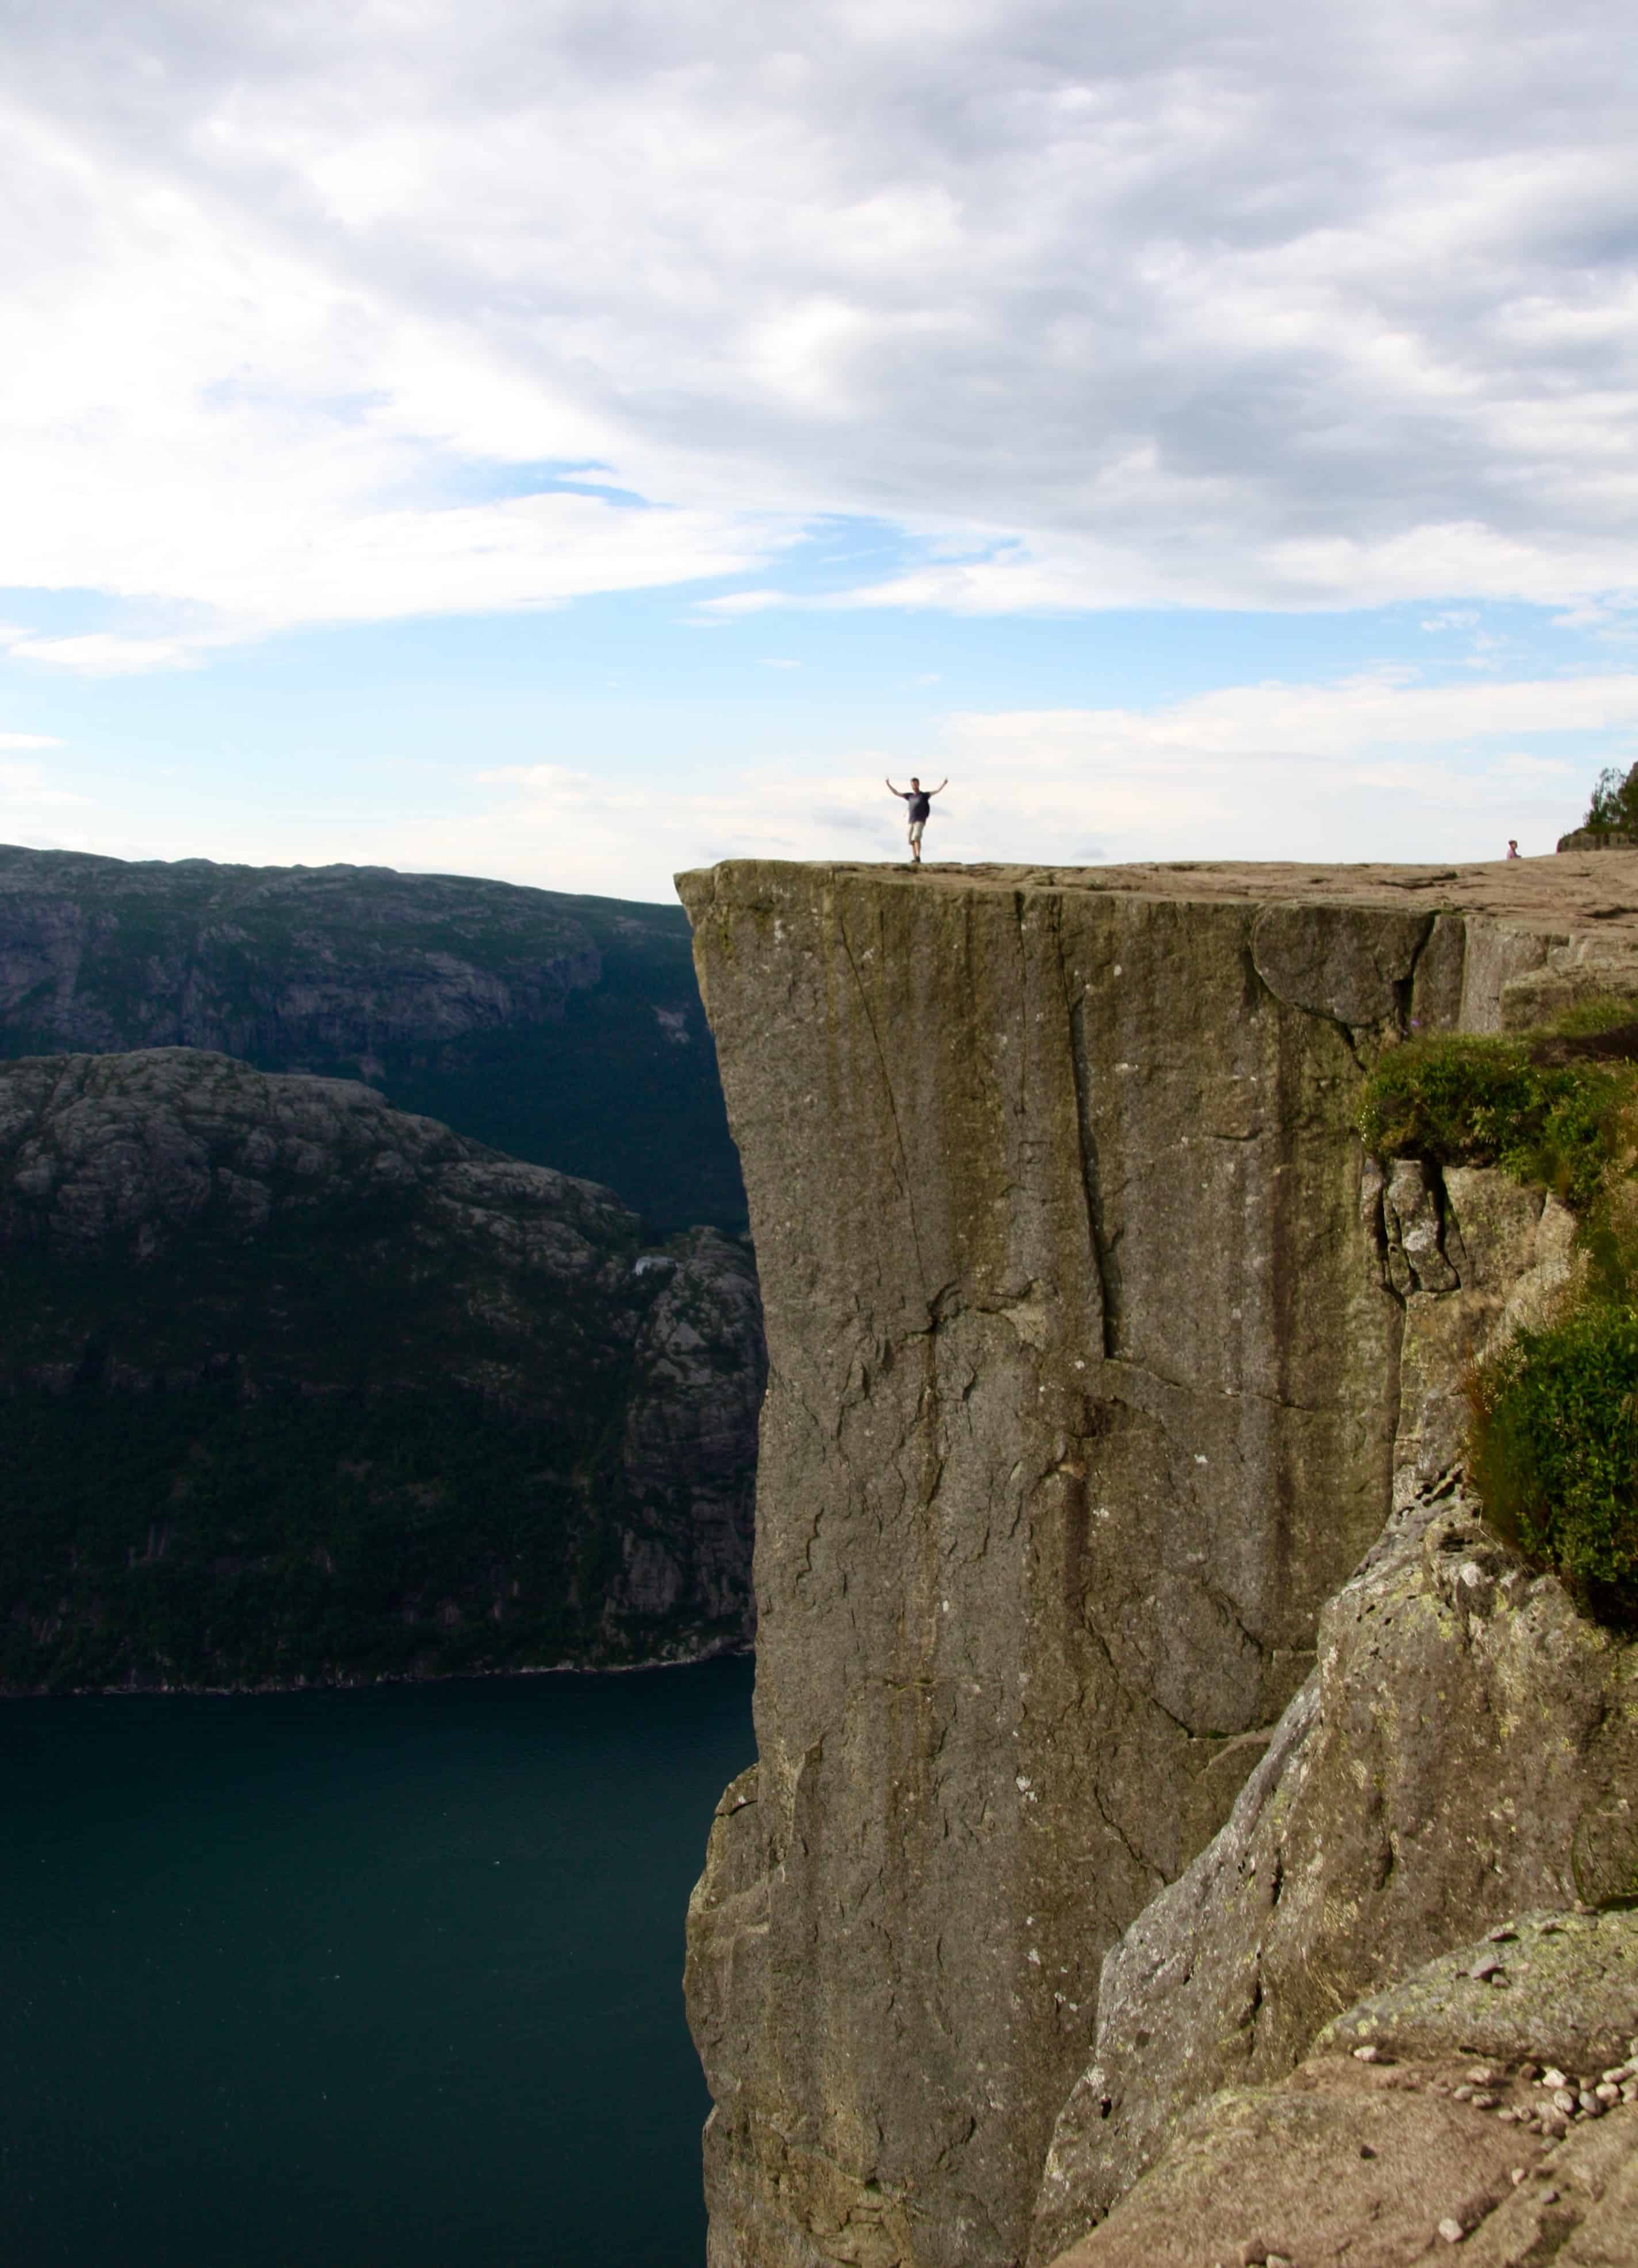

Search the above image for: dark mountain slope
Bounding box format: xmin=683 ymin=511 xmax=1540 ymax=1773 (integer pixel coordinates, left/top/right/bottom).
xmin=0 ymin=846 xmax=744 ymax=1232
xmin=0 ymin=1049 xmax=763 ymax=1691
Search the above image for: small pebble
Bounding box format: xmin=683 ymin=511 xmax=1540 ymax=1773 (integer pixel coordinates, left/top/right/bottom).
xmin=1553 ymin=2090 xmax=1576 ymax=2116
xmin=1510 ymin=2167 xmax=1527 ymax=2186
xmin=1621 ymin=2081 xmax=1638 ymax=2104
xmin=1453 ymin=2085 xmax=1474 ymax=2102
xmin=1471 ymin=2093 xmax=1498 ymax=2110
xmin=1466 ymin=2067 xmax=1495 ymax=2085
xmin=1542 ymin=2069 xmax=1569 ymax=2091
xmin=1603 ymin=2064 xmax=1634 ymax=2085
xmin=1469 ymin=1955 xmax=1505 ymax=1981
xmin=1579 ymin=2091 xmax=1602 ymax=2118
xmin=1486 ymin=1926 xmax=1517 ymax=1943
xmin=1235 ymin=2243 xmax=1269 ymax=2267
xmin=1353 ymin=2044 xmax=1380 ymax=2063
xmin=1540 ymin=2189 xmax=1559 ymax=2204
xmin=1595 ymin=2082 xmax=1620 ymax=2104
xmin=1519 ymin=2063 xmax=1540 ymax=2082
xmin=1438 ymin=2217 xmax=1466 ymax=2244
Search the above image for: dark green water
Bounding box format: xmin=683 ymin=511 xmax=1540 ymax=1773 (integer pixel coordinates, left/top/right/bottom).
xmin=0 ymin=1657 xmax=755 ymax=2268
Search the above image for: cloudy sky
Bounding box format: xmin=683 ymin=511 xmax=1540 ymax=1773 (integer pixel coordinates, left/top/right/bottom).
xmin=2 ymin=0 xmax=1636 ymax=897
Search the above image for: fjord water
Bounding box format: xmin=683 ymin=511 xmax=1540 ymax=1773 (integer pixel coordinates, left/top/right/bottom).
xmin=0 ymin=1657 xmax=755 ymax=2268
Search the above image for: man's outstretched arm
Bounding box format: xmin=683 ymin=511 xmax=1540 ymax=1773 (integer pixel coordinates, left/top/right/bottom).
xmin=885 ymin=778 xmax=906 ymax=798
xmin=927 ymin=778 xmax=950 ymax=795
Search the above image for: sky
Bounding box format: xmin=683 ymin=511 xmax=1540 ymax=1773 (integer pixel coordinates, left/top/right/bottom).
xmin=2 ymin=0 xmax=1636 ymax=901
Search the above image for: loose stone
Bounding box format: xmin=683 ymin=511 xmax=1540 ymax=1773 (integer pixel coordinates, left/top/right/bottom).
xmin=1468 ymin=1955 xmax=1505 ymax=1980
xmin=1352 ymin=2044 xmax=1380 ymax=2063
xmin=1438 ymin=2216 xmax=1467 ymax=2243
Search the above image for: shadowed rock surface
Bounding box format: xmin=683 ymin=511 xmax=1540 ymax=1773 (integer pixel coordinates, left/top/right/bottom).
xmin=678 ymin=855 xmax=1638 ymax=2268
xmin=0 ymin=844 xmax=745 ymax=1231
xmin=0 ymin=1048 xmax=763 ymax=1688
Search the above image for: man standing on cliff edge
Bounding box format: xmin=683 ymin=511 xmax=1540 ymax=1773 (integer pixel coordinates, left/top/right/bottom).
xmin=886 ymin=775 xmax=947 ymax=863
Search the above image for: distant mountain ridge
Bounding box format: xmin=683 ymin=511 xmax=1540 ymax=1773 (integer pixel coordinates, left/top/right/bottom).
xmin=0 ymin=845 xmax=745 ymax=1233
xmin=0 ymin=1048 xmax=763 ymax=1691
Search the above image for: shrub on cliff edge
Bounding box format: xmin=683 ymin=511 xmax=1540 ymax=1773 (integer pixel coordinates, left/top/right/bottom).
xmin=1358 ymin=1006 xmax=1638 ymax=1626
xmin=1468 ymin=1304 xmax=1638 ymax=1627
xmin=1354 ymin=1032 xmax=1635 ymax=1208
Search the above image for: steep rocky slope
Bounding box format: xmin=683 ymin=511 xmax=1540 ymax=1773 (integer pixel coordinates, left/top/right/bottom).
xmin=1031 ymin=1481 xmax=1638 ymax=2260
xmin=678 ymin=854 xmax=1638 ymax=2268
xmin=0 ymin=1049 xmax=763 ymax=1689
xmin=0 ymin=844 xmax=744 ymax=1231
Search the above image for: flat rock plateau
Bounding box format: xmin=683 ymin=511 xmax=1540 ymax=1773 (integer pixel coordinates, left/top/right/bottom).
xmin=678 ymin=855 xmax=1638 ymax=2268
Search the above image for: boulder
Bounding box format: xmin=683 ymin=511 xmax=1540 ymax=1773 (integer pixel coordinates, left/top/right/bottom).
xmin=1047 ymin=1911 xmax=1638 ymax=2268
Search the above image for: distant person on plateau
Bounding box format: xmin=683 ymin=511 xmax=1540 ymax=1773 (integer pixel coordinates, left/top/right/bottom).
xmin=1507 ymin=840 xmax=1521 ymax=859
xmin=886 ymin=775 xmax=947 ymax=864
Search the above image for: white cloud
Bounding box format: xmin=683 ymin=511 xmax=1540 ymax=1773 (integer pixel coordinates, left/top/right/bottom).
xmin=1 ymin=1 xmax=1636 ymax=653
xmin=0 ymin=730 xmax=63 ymax=748
xmin=5 ymin=634 xmax=203 ymax=675
xmin=234 ymin=664 xmax=1608 ymax=897
xmin=0 ymin=757 xmax=89 ymax=811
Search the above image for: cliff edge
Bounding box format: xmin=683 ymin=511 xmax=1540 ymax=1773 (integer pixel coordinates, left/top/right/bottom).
xmin=678 ymin=855 xmax=1638 ymax=2268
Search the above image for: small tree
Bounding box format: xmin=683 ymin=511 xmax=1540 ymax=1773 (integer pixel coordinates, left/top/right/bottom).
xmin=1585 ymin=761 xmax=1638 ymax=838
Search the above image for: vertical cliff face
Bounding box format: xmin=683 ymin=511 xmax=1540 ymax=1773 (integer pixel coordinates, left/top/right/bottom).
xmin=675 ymin=866 xmax=1448 ymax=2266
xmin=679 ymin=856 xmax=1638 ymax=2268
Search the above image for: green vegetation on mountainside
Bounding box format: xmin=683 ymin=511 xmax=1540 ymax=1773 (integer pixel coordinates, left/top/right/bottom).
xmin=1357 ymin=1002 xmax=1638 ymax=1623
xmin=1 ymin=1386 xmax=638 ymax=1690
xmin=0 ymin=1051 xmax=761 ymax=1691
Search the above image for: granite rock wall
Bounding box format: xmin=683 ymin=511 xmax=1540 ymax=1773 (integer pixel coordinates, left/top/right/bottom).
xmin=678 ymin=856 xmax=1638 ymax=2268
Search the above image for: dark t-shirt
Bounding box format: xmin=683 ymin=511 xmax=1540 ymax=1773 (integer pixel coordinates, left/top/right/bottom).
xmin=905 ymin=792 xmax=932 ymax=823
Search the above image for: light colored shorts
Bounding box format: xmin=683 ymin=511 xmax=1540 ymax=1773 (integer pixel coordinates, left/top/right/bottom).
xmin=908 ymin=819 xmax=925 ymax=844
